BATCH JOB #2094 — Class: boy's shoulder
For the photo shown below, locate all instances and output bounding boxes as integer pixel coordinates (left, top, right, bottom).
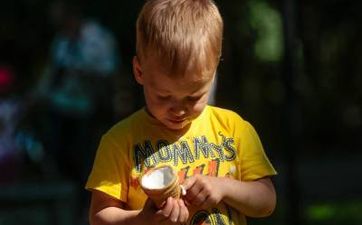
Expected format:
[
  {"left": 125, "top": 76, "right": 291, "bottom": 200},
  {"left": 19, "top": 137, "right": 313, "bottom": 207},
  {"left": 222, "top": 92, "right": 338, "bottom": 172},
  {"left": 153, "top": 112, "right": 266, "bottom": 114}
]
[
  {"left": 206, "top": 105, "right": 256, "bottom": 137},
  {"left": 104, "top": 108, "right": 145, "bottom": 137},
  {"left": 207, "top": 105, "right": 238, "bottom": 114},
  {"left": 204, "top": 105, "right": 250, "bottom": 130},
  {"left": 206, "top": 105, "right": 245, "bottom": 122}
]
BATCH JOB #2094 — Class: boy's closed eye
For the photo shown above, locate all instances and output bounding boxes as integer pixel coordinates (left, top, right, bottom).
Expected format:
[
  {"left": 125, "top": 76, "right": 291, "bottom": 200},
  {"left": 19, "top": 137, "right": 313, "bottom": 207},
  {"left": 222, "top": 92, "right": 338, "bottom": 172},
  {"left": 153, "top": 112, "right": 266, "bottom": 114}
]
[
  {"left": 157, "top": 95, "right": 171, "bottom": 101},
  {"left": 157, "top": 95, "right": 202, "bottom": 102},
  {"left": 186, "top": 95, "right": 202, "bottom": 102}
]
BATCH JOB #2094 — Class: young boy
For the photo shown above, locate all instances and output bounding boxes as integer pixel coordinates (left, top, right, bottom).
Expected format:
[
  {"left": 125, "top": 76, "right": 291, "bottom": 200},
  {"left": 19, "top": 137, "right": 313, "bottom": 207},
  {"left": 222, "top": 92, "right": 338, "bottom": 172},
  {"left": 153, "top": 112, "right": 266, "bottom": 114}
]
[{"left": 86, "top": 0, "right": 277, "bottom": 225}]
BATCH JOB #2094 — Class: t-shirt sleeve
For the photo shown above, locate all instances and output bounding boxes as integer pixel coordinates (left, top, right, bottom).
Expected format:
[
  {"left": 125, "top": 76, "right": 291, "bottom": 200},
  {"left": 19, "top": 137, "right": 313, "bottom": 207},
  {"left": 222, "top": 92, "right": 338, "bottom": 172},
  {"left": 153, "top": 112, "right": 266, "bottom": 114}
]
[
  {"left": 85, "top": 134, "right": 129, "bottom": 202},
  {"left": 235, "top": 117, "right": 277, "bottom": 181}
]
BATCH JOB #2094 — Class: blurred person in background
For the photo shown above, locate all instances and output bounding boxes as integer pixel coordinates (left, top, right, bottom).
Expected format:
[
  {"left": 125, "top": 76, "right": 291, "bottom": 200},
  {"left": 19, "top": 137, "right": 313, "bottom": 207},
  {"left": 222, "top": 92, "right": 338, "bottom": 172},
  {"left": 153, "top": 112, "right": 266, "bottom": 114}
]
[
  {"left": 0, "top": 64, "right": 46, "bottom": 182},
  {"left": 0, "top": 65, "right": 23, "bottom": 183},
  {"left": 33, "top": 0, "right": 121, "bottom": 218}
]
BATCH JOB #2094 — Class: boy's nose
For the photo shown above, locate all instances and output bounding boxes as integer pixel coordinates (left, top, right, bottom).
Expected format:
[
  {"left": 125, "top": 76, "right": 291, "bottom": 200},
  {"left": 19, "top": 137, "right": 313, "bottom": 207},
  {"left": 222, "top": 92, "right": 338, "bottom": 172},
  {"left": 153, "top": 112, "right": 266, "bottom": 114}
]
[{"left": 170, "top": 104, "right": 186, "bottom": 116}]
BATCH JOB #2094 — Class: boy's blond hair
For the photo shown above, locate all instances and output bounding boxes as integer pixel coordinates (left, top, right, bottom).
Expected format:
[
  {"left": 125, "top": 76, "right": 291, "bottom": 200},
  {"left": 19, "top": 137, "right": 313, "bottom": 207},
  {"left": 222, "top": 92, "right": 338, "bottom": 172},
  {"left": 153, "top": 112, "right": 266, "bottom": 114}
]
[{"left": 136, "top": 0, "right": 223, "bottom": 78}]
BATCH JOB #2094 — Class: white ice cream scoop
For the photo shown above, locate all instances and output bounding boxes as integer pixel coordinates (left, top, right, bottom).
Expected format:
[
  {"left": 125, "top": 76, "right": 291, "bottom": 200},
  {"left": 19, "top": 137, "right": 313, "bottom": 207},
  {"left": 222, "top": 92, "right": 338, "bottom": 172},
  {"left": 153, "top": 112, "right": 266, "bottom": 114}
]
[{"left": 141, "top": 166, "right": 175, "bottom": 189}]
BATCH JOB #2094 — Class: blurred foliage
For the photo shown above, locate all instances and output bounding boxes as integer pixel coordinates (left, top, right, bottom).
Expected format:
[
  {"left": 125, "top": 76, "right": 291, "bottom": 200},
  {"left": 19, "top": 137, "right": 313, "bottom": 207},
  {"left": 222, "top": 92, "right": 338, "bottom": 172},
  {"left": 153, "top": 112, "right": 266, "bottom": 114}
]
[
  {"left": 306, "top": 201, "right": 362, "bottom": 225},
  {"left": 248, "top": 1, "right": 284, "bottom": 62},
  {"left": 297, "top": 0, "right": 362, "bottom": 154},
  {"left": 214, "top": 0, "right": 362, "bottom": 158},
  {"left": 247, "top": 200, "right": 362, "bottom": 225}
]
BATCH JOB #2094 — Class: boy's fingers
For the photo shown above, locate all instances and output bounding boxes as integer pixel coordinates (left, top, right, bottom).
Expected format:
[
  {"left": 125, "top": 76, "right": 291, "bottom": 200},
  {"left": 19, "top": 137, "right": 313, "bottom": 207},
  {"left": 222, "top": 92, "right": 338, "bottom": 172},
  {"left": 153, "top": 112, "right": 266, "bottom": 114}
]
[
  {"left": 178, "top": 199, "right": 189, "bottom": 223},
  {"left": 200, "top": 196, "right": 211, "bottom": 209},
  {"left": 184, "top": 182, "right": 202, "bottom": 202},
  {"left": 160, "top": 197, "right": 173, "bottom": 217},
  {"left": 189, "top": 190, "right": 206, "bottom": 206},
  {"left": 169, "top": 198, "right": 180, "bottom": 222},
  {"left": 182, "top": 176, "right": 196, "bottom": 190}
]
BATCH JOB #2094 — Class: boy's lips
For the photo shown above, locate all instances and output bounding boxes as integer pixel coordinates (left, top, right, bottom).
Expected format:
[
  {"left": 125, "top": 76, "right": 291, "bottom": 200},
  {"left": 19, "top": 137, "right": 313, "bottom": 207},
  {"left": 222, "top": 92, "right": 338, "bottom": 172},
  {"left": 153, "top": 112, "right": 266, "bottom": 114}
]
[{"left": 168, "top": 117, "right": 187, "bottom": 123}]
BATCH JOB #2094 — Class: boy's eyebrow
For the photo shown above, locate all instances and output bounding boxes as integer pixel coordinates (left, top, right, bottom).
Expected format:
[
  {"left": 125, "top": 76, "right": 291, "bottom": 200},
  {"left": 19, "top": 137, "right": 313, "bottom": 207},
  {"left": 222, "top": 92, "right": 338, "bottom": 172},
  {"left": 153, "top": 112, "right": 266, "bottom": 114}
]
[
  {"left": 155, "top": 86, "right": 206, "bottom": 97},
  {"left": 154, "top": 87, "right": 171, "bottom": 94},
  {"left": 149, "top": 78, "right": 170, "bottom": 93},
  {"left": 190, "top": 89, "right": 208, "bottom": 97}
]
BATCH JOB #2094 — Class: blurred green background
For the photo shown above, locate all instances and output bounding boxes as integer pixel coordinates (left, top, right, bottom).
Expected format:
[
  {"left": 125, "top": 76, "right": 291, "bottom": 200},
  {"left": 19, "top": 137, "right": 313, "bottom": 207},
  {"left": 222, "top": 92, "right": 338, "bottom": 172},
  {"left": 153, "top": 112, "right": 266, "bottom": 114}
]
[{"left": 0, "top": 0, "right": 361, "bottom": 225}]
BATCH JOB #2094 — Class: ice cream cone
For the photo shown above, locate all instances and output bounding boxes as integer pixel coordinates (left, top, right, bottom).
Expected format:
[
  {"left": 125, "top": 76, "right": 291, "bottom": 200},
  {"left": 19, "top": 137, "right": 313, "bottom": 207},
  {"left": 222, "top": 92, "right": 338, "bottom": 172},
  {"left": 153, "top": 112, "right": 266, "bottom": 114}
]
[{"left": 141, "top": 165, "right": 182, "bottom": 208}]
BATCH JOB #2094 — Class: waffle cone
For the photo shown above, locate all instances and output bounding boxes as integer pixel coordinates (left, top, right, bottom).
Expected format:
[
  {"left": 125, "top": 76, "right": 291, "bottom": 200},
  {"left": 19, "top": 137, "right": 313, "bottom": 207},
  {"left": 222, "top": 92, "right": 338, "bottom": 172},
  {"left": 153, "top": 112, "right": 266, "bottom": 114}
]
[{"left": 141, "top": 165, "right": 181, "bottom": 208}]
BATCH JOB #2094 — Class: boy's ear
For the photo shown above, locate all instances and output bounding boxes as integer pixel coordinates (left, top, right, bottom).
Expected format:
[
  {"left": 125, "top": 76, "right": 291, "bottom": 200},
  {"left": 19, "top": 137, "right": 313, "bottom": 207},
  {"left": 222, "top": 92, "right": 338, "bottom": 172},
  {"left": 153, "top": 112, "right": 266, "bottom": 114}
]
[{"left": 133, "top": 56, "right": 144, "bottom": 85}]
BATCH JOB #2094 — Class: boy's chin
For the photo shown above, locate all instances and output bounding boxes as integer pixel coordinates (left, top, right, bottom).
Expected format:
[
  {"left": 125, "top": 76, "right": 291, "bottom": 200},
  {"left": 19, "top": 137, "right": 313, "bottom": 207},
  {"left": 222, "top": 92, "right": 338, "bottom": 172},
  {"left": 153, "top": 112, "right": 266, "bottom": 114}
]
[{"left": 163, "top": 120, "right": 191, "bottom": 131}]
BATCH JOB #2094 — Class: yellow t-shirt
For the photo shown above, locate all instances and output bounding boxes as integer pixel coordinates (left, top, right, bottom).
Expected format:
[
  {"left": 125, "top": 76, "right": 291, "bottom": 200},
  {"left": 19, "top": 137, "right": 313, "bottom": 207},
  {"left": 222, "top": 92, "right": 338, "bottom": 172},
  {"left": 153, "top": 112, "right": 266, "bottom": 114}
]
[{"left": 86, "top": 105, "right": 277, "bottom": 225}]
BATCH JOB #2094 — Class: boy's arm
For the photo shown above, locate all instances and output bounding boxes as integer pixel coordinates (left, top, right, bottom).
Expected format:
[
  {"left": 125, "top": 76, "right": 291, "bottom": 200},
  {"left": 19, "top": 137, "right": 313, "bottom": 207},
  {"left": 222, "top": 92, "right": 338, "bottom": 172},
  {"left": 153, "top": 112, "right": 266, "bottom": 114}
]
[
  {"left": 89, "top": 189, "right": 190, "bottom": 225},
  {"left": 183, "top": 175, "right": 276, "bottom": 218},
  {"left": 89, "top": 190, "right": 142, "bottom": 225},
  {"left": 221, "top": 177, "right": 276, "bottom": 217}
]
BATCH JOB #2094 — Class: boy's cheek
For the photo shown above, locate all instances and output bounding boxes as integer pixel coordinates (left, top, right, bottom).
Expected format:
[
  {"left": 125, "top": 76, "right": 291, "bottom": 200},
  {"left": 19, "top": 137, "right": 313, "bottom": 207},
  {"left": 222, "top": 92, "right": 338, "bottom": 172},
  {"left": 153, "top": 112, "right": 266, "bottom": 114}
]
[{"left": 192, "top": 102, "right": 207, "bottom": 114}]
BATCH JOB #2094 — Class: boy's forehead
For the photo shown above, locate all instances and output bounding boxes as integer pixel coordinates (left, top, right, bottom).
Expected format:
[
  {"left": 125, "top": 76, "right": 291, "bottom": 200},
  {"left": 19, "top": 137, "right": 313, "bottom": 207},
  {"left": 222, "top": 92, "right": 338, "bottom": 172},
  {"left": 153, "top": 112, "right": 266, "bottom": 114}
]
[
  {"left": 142, "top": 55, "right": 215, "bottom": 80},
  {"left": 141, "top": 55, "right": 216, "bottom": 92},
  {"left": 149, "top": 70, "right": 214, "bottom": 93}
]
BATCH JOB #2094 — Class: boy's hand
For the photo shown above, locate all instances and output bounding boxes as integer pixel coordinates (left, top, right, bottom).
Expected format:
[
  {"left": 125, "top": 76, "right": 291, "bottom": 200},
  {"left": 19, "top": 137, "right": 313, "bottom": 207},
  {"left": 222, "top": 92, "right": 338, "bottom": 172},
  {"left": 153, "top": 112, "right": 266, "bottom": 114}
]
[
  {"left": 140, "top": 197, "right": 189, "bottom": 225},
  {"left": 182, "top": 174, "right": 224, "bottom": 209}
]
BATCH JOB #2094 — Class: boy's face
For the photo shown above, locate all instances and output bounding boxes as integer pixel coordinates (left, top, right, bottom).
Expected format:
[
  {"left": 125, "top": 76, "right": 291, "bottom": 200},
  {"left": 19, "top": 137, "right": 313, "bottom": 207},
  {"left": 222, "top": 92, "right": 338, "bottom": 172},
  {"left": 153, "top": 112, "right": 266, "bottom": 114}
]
[{"left": 133, "top": 56, "right": 215, "bottom": 131}]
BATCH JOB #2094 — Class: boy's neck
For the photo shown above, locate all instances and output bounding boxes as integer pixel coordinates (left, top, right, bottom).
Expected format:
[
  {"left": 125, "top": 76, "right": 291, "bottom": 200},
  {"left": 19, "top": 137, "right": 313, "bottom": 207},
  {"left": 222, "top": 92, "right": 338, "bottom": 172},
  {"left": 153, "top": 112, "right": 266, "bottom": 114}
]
[{"left": 144, "top": 106, "right": 191, "bottom": 137}]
